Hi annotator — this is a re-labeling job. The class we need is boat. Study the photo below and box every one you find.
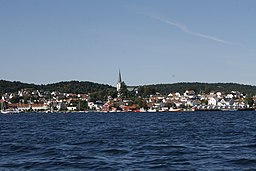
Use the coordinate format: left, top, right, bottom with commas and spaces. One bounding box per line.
147, 109, 157, 112
1, 101, 20, 114
169, 108, 182, 112
1, 108, 20, 114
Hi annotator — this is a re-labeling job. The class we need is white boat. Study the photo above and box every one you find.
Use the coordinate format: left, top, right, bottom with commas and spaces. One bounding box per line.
147, 109, 157, 112
1, 108, 20, 114
139, 108, 147, 112
169, 108, 182, 112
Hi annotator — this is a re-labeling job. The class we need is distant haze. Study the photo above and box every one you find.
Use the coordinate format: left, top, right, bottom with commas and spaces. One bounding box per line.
1, 0, 256, 86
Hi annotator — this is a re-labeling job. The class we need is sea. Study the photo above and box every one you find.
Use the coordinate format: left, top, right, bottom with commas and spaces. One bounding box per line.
1, 111, 256, 170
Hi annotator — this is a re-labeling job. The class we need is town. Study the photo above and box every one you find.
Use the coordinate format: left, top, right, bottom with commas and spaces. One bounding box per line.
0, 71, 255, 113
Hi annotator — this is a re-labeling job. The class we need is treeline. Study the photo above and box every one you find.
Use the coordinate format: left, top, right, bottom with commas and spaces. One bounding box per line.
43, 81, 115, 94
0, 80, 115, 95
1, 80, 256, 98
146, 82, 256, 95
0, 80, 38, 94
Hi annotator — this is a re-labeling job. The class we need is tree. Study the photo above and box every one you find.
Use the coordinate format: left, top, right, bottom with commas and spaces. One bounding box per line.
118, 82, 132, 98
79, 100, 88, 111
109, 90, 118, 98
10, 96, 20, 104
133, 97, 148, 109
245, 94, 253, 107
137, 86, 156, 97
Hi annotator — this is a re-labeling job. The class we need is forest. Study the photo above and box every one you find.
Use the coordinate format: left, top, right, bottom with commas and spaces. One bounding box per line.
145, 82, 256, 96
0, 80, 115, 95
1, 80, 256, 98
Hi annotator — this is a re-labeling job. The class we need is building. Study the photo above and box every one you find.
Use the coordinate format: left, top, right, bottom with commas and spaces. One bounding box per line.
116, 70, 138, 97
117, 69, 123, 92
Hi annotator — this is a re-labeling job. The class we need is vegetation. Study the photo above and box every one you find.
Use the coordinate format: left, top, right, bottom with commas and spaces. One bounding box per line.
118, 82, 134, 98
145, 82, 256, 95
137, 86, 157, 97
1, 80, 256, 99
0, 80, 115, 95
245, 94, 254, 107
0, 80, 38, 94
42, 81, 115, 94
90, 89, 117, 101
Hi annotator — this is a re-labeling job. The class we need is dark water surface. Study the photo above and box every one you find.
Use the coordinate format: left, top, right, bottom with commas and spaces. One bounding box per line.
1, 111, 256, 170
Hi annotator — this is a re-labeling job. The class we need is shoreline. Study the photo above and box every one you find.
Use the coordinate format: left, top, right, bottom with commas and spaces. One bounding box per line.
1, 108, 255, 114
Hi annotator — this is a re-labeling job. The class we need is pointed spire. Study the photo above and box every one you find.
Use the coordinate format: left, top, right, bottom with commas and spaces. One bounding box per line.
118, 69, 122, 83
116, 69, 123, 92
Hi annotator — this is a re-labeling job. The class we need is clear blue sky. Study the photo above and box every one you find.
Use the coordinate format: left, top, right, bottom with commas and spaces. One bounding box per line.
1, 0, 256, 86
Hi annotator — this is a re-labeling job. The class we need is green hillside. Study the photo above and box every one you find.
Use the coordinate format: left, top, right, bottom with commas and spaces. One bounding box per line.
1, 80, 256, 97
0, 80, 39, 94
0, 80, 115, 94
41, 81, 115, 94
146, 82, 256, 95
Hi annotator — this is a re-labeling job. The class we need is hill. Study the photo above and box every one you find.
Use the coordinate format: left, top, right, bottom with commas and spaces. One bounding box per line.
41, 81, 115, 94
0, 80, 115, 94
0, 80, 39, 94
1, 80, 256, 96
146, 82, 256, 95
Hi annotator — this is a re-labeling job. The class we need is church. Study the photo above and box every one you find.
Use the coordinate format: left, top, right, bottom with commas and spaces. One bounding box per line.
116, 70, 123, 92
116, 70, 138, 96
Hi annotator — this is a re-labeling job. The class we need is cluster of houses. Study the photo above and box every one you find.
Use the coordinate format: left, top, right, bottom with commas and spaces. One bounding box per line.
104, 90, 252, 112
0, 72, 255, 113
0, 87, 254, 113
0, 89, 89, 113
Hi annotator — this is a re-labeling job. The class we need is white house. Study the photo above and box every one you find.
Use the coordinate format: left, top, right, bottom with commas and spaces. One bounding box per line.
184, 90, 196, 99
208, 97, 218, 106
67, 106, 77, 111
88, 101, 103, 111
226, 94, 234, 99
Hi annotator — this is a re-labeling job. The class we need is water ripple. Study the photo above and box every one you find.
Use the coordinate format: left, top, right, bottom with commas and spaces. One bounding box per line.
1, 111, 256, 170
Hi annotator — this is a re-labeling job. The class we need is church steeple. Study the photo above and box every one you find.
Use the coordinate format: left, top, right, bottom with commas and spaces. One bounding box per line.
117, 69, 122, 83
117, 70, 122, 92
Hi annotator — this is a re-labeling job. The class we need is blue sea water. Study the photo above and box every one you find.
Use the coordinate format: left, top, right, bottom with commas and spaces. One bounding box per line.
1, 111, 256, 170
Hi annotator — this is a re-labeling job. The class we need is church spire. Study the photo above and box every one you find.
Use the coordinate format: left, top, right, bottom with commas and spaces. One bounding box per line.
117, 69, 122, 83
117, 69, 123, 92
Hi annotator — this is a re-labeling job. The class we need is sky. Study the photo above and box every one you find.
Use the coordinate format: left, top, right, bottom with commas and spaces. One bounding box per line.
1, 0, 256, 86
